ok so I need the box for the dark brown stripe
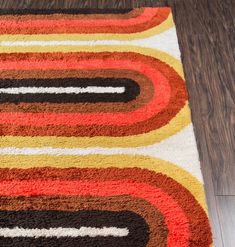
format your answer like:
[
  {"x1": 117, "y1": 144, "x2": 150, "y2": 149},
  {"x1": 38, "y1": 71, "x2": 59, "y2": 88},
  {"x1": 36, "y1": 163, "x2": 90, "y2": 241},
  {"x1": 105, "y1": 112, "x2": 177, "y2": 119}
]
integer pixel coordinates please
[
  {"x1": 0, "y1": 69, "x2": 153, "y2": 113},
  {"x1": 0, "y1": 9, "x2": 143, "y2": 21},
  {"x1": 0, "y1": 195, "x2": 167, "y2": 247},
  {"x1": 0, "y1": 167, "x2": 212, "y2": 247},
  {"x1": 0, "y1": 52, "x2": 186, "y2": 136},
  {"x1": 0, "y1": 8, "x2": 170, "y2": 34},
  {"x1": 0, "y1": 210, "x2": 147, "y2": 229},
  {"x1": 0, "y1": 9, "x2": 134, "y2": 15},
  {"x1": 0, "y1": 210, "x2": 149, "y2": 247},
  {"x1": 0, "y1": 78, "x2": 140, "y2": 103},
  {"x1": 0, "y1": 236, "x2": 143, "y2": 247}
]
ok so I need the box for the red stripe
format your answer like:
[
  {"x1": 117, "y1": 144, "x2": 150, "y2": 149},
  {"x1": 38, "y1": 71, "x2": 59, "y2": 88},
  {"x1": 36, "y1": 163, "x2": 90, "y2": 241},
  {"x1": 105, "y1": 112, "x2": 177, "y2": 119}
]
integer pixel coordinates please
[
  {"x1": 0, "y1": 58, "x2": 171, "y2": 126},
  {"x1": 0, "y1": 179, "x2": 189, "y2": 247},
  {"x1": 0, "y1": 9, "x2": 171, "y2": 34}
]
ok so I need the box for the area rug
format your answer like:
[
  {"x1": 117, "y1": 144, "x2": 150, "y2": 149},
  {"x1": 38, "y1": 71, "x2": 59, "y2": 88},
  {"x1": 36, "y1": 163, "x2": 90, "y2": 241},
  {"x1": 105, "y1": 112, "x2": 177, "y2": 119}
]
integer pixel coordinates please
[{"x1": 0, "y1": 8, "x2": 212, "y2": 246}]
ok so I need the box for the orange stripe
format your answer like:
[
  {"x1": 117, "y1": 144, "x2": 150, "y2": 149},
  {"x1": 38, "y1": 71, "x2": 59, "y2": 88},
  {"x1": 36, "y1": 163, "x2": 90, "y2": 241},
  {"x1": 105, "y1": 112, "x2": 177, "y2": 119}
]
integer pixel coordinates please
[
  {"x1": 0, "y1": 56, "x2": 170, "y2": 126},
  {"x1": 0, "y1": 179, "x2": 189, "y2": 247},
  {"x1": 0, "y1": 8, "x2": 170, "y2": 34}
]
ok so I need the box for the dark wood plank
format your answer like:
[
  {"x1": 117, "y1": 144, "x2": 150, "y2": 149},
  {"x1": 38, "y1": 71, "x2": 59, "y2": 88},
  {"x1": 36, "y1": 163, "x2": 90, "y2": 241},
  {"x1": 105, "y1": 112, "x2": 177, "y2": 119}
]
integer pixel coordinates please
[
  {"x1": 169, "y1": 2, "x2": 234, "y2": 246},
  {"x1": 216, "y1": 196, "x2": 235, "y2": 247},
  {"x1": 169, "y1": 0, "x2": 235, "y2": 196},
  {"x1": 0, "y1": 0, "x2": 168, "y2": 9},
  {"x1": 170, "y1": 2, "x2": 226, "y2": 245},
  {"x1": 189, "y1": 0, "x2": 235, "y2": 196}
]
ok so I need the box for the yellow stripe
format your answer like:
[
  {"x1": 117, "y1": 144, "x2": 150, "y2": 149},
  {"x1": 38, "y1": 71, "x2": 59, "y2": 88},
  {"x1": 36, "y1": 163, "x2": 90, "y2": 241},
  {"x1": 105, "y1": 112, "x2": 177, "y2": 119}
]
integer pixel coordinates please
[
  {"x1": 0, "y1": 46, "x2": 189, "y2": 147},
  {"x1": 0, "y1": 103, "x2": 190, "y2": 148},
  {"x1": 0, "y1": 154, "x2": 207, "y2": 212},
  {"x1": 0, "y1": 13, "x2": 174, "y2": 44},
  {"x1": 0, "y1": 46, "x2": 183, "y2": 76}
]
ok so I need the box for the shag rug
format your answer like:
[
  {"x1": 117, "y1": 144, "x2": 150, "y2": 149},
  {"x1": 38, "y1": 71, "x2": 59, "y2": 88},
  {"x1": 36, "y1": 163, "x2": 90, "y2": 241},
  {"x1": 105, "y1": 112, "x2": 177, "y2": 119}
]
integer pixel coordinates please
[{"x1": 0, "y1": 8, "x2": 212, "y2": 247}]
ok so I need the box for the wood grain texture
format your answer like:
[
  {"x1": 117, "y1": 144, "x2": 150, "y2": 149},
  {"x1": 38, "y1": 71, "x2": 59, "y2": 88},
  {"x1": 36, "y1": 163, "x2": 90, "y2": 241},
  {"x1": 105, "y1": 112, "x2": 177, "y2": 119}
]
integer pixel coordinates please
[
  {"x1": 216, "y1": 196, "x2": 235, "y2": 247},
  {"x1": 0, "y1": 0, "x2": 234, "y2": 246}
]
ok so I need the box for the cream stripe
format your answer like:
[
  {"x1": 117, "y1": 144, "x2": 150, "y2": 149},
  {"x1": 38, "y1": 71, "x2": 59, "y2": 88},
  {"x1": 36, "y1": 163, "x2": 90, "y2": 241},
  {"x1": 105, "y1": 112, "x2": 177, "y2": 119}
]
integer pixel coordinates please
[
  {"x1": 0, "y1": 125, "x2": 202, "y2": 182},
  {"x1": 0, "y1": 86, "x2": 125, "y2": 94},
  {"x1": 0, "y1": 226, "x2": 129, "y2": 238},
  {"x1": 0, "y1": 27, "x2": 180, "y2": 59}
]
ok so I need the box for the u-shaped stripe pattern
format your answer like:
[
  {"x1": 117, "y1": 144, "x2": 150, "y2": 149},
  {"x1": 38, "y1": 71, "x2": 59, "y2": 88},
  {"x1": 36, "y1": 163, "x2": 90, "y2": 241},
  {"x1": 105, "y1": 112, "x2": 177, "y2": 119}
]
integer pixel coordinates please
[{"x1": 0, "y1": 7, "x2": 212, "y2": 247}]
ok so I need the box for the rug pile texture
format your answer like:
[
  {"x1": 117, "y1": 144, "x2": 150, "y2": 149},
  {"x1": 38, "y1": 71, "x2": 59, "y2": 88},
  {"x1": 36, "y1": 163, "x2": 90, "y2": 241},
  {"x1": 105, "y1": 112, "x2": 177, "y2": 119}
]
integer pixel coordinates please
[{"x1": 0, "y1": 8, "x2": 212, "y2": 246}]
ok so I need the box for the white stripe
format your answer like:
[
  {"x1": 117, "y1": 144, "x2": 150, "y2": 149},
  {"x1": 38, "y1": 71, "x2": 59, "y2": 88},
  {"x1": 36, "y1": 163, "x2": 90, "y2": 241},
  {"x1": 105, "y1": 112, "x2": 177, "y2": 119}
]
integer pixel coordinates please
[
  {"x1": 0, "y1": 125, "x2": 203, "y2": 182},
  {"x1": 0, "y1": 226, "x2": 129, "y2": 238},
  {"x1": 0, "y1": 28, "x2": 181, "y2": 59},
  {"x1": 0, "y1": 86, "x2": 125, "y2": 94}
]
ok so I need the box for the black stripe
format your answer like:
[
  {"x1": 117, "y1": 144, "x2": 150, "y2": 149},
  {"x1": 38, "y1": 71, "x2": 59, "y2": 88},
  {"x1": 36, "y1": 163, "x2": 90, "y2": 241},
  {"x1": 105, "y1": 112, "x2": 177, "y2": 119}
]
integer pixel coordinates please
[
  {"x1": 0, "y1": 210, "x2": 146, "y2": 228},
  {"x1": 0, "y1": 78, "x2": 140, "y2": 103},
  {"x1": 0, "y1": 78, "x2": 138, "y2": 88},
  {"x1": 0, "y1": 210, "x2": 149, "y2": 247},
  {"x1": 0, "y1": 9, "x2": 133, "y2": 15},
  {"x1": 0, "y1": 237, "x2": 147, "y2": 247}
]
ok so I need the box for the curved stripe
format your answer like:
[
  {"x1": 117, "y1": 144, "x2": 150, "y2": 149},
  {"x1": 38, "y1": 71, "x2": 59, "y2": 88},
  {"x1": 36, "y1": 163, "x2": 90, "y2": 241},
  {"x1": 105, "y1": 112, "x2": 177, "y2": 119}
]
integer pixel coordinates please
[
  {"x1": 0, "y1": 78, "x2": 140, "y2": 103},
  {"x1": 0, "y1": 210, "x2": 143, "y2": 230},
  {"x1": 0, "y1": 13, "x2": 173, "y2": 42},
  {"x1": 0, "y1": 27, "x2": 182, "y2": 60},
  {"x1": 0, "y1": 103, "x2": 190, "y2": 146},
  {"x1": 0, "y1": 126, "x2": 202, "y2": 183},
  {"x1": 0, "y1": 155, "x2": 206, "y2": 211},
  {"x1": 0, "y1": 10, "x2": 144, "y2": 24},
  {"x1": 0, "y1": 47, "x2": 190, "y2": 145},
  {"x1": 0, "y1": 51, "x2": 187, "y2": 139},
  {"x1": 0, "y1": 54, "x2": 171, "y2": 126},
  {"x1": 0, "y1": 69, "x2": 153, "y2": 113},
  {"x1": 0, "y1": 8, "x2": 170, "y2": 34},
  {"x1": 0, "y1": 179, "x2": 190, "y2": 247},
  {"x1": 0, "y1": 9, "x2": 153, "y2": 27},
  {"x1": 0, "y1": 225, "x2": 141, "y2": 247},
  {"x1": 0, "y1": 124, "x2": 203, "y2": 182},
  {"x1": 0, "y1": 166, "x2": 212, "y2": 246},
  {"x1": 2, "y1": 10, "x2": 143, "y2": 22},
  {"x1": 0, "y1": 210, "x2": 149, "y2": 246},
  {"x1": 0, "y1": 195, "x2": 167, "y2": 247},
  {"x1": 0, "y1": 45, "x2": 184, "y2": 75}
]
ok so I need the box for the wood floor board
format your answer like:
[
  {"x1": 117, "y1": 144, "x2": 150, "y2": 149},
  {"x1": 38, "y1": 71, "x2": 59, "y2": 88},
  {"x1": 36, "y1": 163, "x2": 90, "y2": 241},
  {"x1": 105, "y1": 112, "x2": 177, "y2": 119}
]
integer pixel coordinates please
[{"x1": 216, "y1": 196, "x2": 235, "y2": 247}]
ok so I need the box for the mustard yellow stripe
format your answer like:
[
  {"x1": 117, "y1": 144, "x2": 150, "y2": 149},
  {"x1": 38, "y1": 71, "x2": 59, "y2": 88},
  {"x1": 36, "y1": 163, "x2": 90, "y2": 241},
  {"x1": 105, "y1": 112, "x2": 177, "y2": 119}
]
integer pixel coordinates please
[
  {"x1": 0, "y1": 46, "x2": 184, "y2": 76},
  {"x1": 0, "y1": 103, "x2": 190, "y2": 148},
  {"x1": 0, "y1": 13, "x2": 174, "y2": 43},
  {"x1": 0, "y1": 154, "x2": 207, "y2": 211},
  {"x1": 0, "y1": 47, "x2": 189, "y2": 148},
  {"x1": 0, "y1": 45, "x2": 184, "y2": 77}
]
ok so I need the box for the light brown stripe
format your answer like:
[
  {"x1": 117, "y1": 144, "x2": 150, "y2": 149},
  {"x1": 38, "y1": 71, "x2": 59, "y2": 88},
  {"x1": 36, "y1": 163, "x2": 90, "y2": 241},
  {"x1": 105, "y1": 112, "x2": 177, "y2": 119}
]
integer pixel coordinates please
[
  {"x1": 0, "y1": 167, "x2": 212, "y2": 247},
  {"x1": 0, "y1": 8, "x2": 170, "y2": 34},
  {"x1": 0, "y1": 195, "x2": 168, "y2": 247},
  {"x1": 0, "y1": 69, "x2": 154, "y2": 113},
  {"x1": 0, "y1": 9, "x2": 143, "y2": 21},
  {"x1": 0, "y1": 51, "x2": 187, "y2": 137}
]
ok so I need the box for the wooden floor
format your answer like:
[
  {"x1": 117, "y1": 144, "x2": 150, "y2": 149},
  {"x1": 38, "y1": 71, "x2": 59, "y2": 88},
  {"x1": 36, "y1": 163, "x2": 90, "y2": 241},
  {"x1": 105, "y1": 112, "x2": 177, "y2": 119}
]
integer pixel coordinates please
[{"x1": 0, "y1": 0, "x2": 234, "y2": 246}]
